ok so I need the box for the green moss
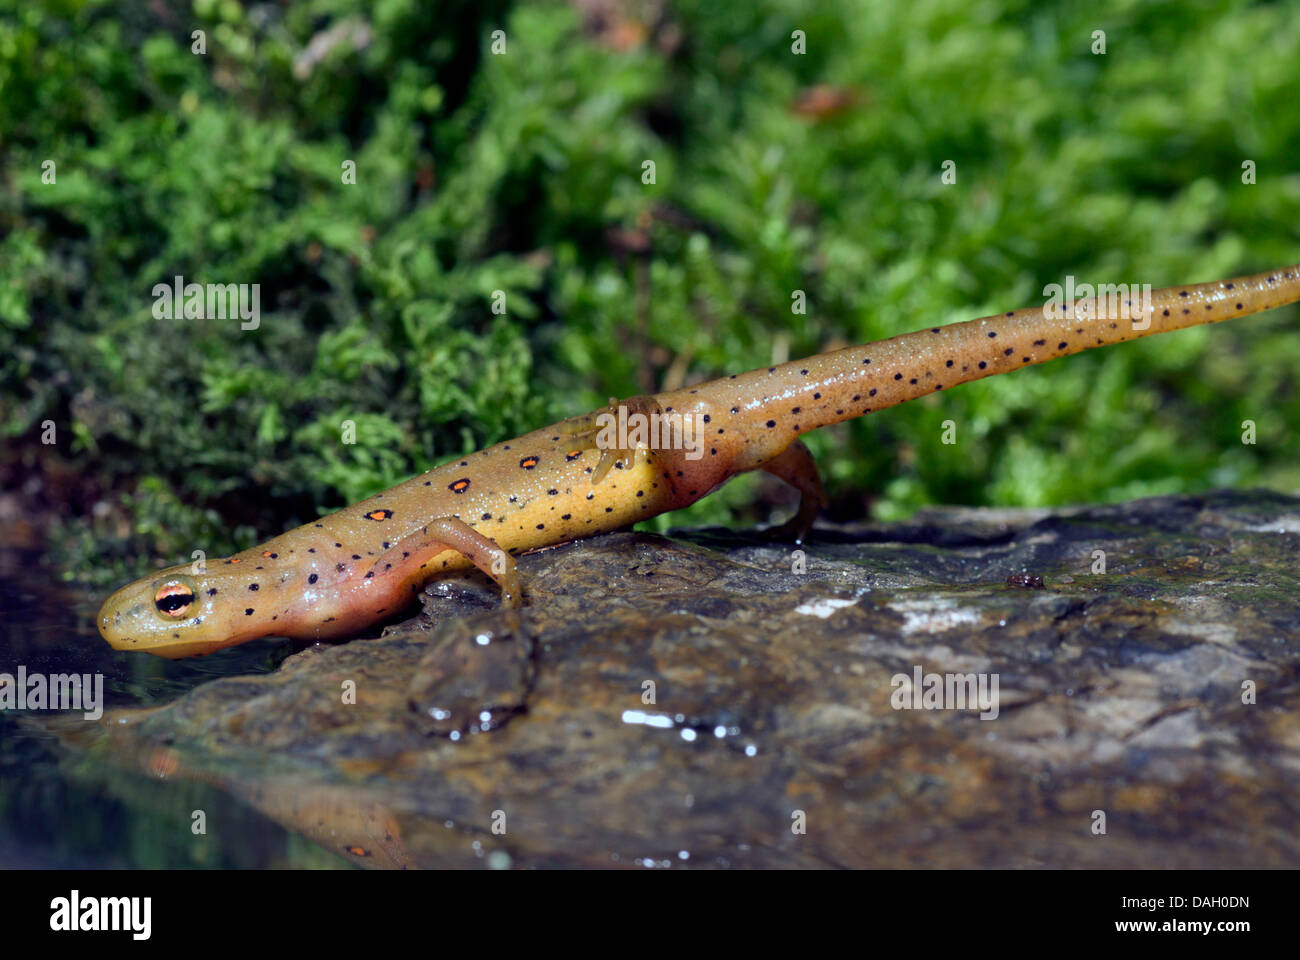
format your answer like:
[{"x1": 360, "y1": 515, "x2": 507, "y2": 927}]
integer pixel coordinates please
[{"x1": 2, "y1": 0, "x2": 1298, "y2": 584}]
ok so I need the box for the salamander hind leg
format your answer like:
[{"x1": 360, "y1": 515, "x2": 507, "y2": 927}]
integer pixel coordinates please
[
  {"x1": 758, "y1": 439, "x2": 827, "y2": 545},
  {"x1": 369, "y1": 517, "x2": 522, "y2": 608},
  {"x1": 558, "y1": 394, "x2": 664, "y2": 484}
]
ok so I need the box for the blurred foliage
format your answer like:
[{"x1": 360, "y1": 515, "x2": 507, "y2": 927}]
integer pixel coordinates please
[{"x1": 1, "y1": 0, "x2": 1298, "y2": 584}]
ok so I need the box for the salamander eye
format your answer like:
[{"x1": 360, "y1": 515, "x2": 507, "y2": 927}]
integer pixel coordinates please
[{"x1": 153, "y1": 580, "x2": 196, "y2": 619}]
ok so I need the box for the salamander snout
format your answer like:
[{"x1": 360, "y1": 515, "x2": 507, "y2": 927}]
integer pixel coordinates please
[{"x1": 96, "y1": 570, "x2": 235, "y2": 658}]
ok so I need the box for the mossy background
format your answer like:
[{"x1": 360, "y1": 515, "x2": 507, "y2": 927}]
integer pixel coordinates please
[{"x1": 2, "y1": 0, "x2": 1298, "y2": 586}]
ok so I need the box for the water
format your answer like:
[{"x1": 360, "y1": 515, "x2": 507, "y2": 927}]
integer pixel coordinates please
[{"x1": 0, "y1": 547, "x2": 349, "y2": 868}]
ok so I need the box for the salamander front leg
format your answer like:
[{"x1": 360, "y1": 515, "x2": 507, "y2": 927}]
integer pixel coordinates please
[
  {"x1": 368, "y1": 517, "x2": 522, "y2": 607},
  {"x1": 759, "y1": 439, "x2": 827, "y2": 544}
]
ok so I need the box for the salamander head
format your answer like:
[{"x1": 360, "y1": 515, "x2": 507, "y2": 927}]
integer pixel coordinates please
[{"x1": 97, "y1": 567, "x2": 263, "y2": 658}]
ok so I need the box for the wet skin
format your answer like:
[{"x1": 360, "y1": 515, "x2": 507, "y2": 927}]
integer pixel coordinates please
[{"x1": 99, "y1": 264, "x2": 1300, "y2": 657}]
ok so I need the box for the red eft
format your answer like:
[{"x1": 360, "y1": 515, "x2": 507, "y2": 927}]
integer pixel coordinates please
[{"x1": 99, "y1": 264, "x2": 1300, "y2": 657}]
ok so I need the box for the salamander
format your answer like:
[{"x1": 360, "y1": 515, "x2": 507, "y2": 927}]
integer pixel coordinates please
[{"x1": 98, "y1": 263, "x2": 1300, "y2": 657}]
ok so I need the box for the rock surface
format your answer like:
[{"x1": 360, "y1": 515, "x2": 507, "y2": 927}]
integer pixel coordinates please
[{"x1": 58, "y1": 490, "x2": 1300, "y2": 868}]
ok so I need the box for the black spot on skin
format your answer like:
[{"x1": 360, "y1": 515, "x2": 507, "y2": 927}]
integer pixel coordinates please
[
  {"x1": 207, "y1": 588, "x2": 218, "y2": 597},
  {"x1": 1033, "y1": 339, "x2": 1045, "y2": 346},
  {"x1": 1226, "y1": 283, "x2": 1234, "y2": 289},
  {"x1": 946, "y1": 359, "x2": 953, "y2": 367},
  {"x1": 766, "y1": 420, "x2": 776, "y2": 428},
  {"x1": 536, "y1": 523, "x2": 545, "y2": 530},
  {"x1": 337, "y1": 564, "x2": 346, "y2": 572},
  {"x1": 869, "y1": 388, "x2": 877, "y2": 396},
  {"x1": 1003, "y1": 348, "x2": 1013, "y2": 356},
  {"x1": 1057, "y1": 342, "x2": 1067, "y2": 349},
  {"x1": 1236, "y1": 303, "x2": 1243, "y2": 310},
  {"x1": 1162, "y1": 310, "x2": 1170, "y2": 317},
  {"x1": 894, "y1": 373, "x2": 902, "y2": 380},
  {"x1": 308, "y1": 574, "x2": 318, "y2": 584},
  {"x1": 245, "y1": 609, "x2": 254, "y2": 616},
  {"x1": 978, "y1": 361, "x2": 987, "y2": 369},
  {"x1": 792, "y1": 407, "x2": 801, "y2": 414},
  {"x1": 365, "y1": 572, "x2": 374, "y2": 579},
  {"x1": 909, "y1": 378, "x2": 917, "y2": 385},
  {"x1": 1179, "y1": 290, "x2": 1189, "y2": 297},
  {"x1": 248, "y1": 584, "x2": 259, "y2": 591},
  {"x1": 547, "y1": 489, "x2": 558, "y2": 495},
  {"x1": 987, "y1": 331, "x2": 997, "y2": 338},
  {"x1": 730, "y1": 407, "x2": 739, "y2": 414}
]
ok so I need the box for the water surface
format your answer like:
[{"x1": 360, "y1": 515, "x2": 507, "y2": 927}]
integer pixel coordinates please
[{"x1": 0, "y1": 547, "x2": 348, "y2": 868}]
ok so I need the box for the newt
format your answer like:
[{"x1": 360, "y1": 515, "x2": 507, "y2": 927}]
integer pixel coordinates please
[{"x1": 99, "y1": 263, "x2": 1300, "y2": 658}]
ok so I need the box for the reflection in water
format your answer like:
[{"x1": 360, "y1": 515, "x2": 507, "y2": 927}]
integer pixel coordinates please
[
  {"x1": 131, "y1": 743, "x2": 414, "y2": 870},
  {"x1": 0, "y1": 547, "x2": 358, "y2": 868}
]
